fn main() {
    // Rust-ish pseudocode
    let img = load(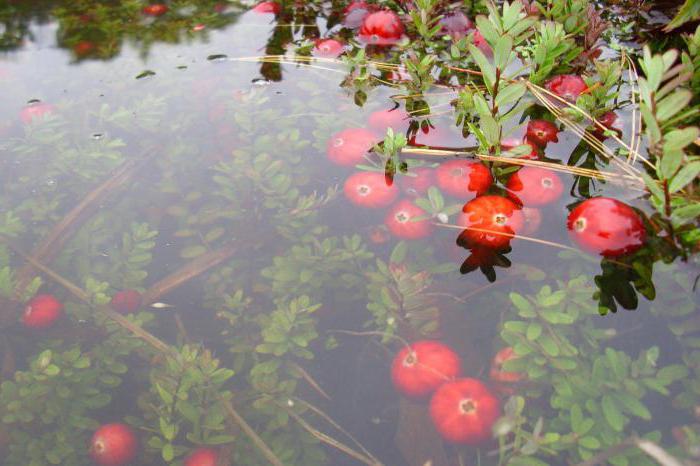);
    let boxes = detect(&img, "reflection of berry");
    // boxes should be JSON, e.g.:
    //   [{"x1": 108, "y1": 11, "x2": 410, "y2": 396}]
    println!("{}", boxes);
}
[
  {"x1": 343, "y1": 1, "x2": 374, "y2": 28},
  {"x1": 20, "y1": 103, "x2": 54, "y2": 124},
  {"x1": 110, "y1": 290, "x2": 143, "y2": 314},
  {"x1": 326, "y1": 128, "x2": 378, "y2": 166},
  {"x1": 439, "y1": 11, "x2": 473, "y2": 40},
  {"x1": 506, "y1": 167, "x2": 563, "y2": 206},
  {"x1": 385, "y1": 199, "x2": 434, "y2": 239},
  {"x1": 251, "y1": 1, "x2": 281, "y2": 14},
  {"x1": 567, "y1": 198, "x2": 646, "y2": 257},
  {"x1": 400, "y1": 168, "x2": 435, "y2": 196},
  {"x1": 367, "y1": 108, "x2": 410, "y2": 135},
  {"x1": 501, "y1": 138, "x2": 539, "y2": 160},
  {"x1": 458, "y1": 196, "x2": 523, "y2": 250},
  {"x1": 313, "y1": 39, "x2": 345, "y2": 58},
  {"x1": 344, "y1": 172, "x2": 398, "y2": 208}
]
